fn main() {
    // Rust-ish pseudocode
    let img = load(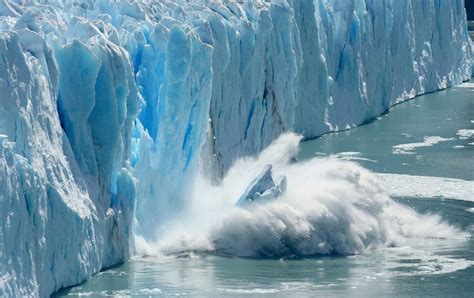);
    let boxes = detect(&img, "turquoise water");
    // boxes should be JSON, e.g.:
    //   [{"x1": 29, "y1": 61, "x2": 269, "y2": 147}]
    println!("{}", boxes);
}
[
  {"x1": 57, "y1": 83, "x2": 473, "y2": 297},
  {"x1": 299, "y1": 84, "x2": 474, "y2": 180}
]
